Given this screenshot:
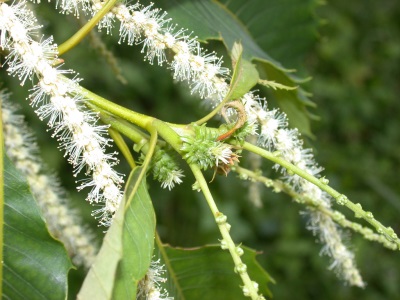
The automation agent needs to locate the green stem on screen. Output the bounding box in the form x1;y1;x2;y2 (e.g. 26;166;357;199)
194;86;236;126
125;127;157;208
233;165;398;250
108;127;136;168
243;141;400;249
189;163;263;300
79;85;153;129
102;113;183;162
94;107;149;141
58;0;118;55
78;81;183;155
97;110;168;157
151;119;183;154
141;126;157;168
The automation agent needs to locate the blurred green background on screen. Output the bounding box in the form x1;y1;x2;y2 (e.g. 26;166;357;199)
1;0;400;299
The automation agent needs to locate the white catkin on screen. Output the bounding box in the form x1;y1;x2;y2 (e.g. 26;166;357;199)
1;94;97;268
0;1;123;226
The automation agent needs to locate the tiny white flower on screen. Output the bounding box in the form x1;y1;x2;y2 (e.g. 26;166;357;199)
137;258;173;300
275;128;300;152
161;169;184;191
258;109;288;149
210;143;233;167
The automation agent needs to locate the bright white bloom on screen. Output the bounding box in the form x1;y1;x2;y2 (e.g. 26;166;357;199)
1;96;97;268
160;169;184;191
137;259;173;300
87;0;230;103
53;0;93;16
210;143;233;167
0;1;123;226
241;93;363;286
308;212;365;287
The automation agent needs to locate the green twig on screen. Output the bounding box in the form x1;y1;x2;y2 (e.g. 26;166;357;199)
78;80;183;155
151;119;183;154
242;141;400;249
78;85;153;129
95;109;150;143
125;127;157;208
189;163;264;300
233;165;398;250
58;0;118;55
108;127;136;169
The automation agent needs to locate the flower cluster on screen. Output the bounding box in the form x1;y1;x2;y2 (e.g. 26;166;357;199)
145;148;184;190
241;92;365;287
0;1;123;226
136;258;172;300
1;94;97;268
181;124;235;171
43;0;229;105
89;0;230;104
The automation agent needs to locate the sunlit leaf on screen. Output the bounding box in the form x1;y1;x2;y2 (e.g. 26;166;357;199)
112;167;156;298
78;167;156;300
3;154;72;300
229;42;260;100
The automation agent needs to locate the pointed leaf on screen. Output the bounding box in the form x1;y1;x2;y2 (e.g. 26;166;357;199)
3;154;72;300
112;167;156;298
155;244;274;299
221;0;320;72
152;0;318;136
77;193;124;300
220;0;321;136
229;42;259;100
78;167;156;300
258;79;298;91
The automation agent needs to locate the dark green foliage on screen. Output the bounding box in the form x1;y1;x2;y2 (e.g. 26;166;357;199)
3;154;72;300
155;244;274;299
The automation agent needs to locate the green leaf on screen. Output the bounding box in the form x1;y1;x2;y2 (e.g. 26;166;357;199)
78;167;156;300
156;243;274;299
221;0;320;72
2;154;72;300
150;0;318;136
229;42;259;100
220;0;321;136
258;79;298;91
112;167;156;298
77;198;124;299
